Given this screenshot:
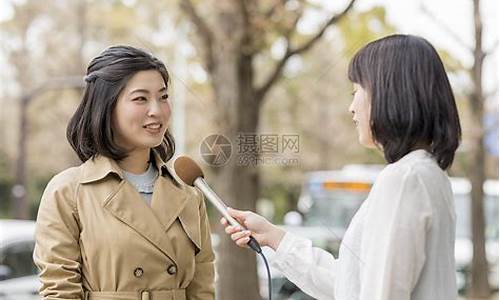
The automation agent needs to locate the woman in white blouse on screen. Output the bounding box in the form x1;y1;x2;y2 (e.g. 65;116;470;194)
221;34;461;300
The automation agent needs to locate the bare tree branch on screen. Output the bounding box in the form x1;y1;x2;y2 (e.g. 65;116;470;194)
179;0;215;73
24;76;85;104
256;0;356;102
289;0;355;55
420;3;472;52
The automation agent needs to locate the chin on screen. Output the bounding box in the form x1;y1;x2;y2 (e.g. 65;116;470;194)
138;139;163;149
359;136;376;148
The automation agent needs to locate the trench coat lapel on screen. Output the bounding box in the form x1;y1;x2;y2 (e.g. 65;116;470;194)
80;150;188;265
150;175;188;231
102;180;179;264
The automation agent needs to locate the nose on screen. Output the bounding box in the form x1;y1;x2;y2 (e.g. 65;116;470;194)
348;101;355;115
147;99;162;117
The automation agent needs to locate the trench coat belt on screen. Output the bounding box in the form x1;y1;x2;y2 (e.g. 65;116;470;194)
84;289;186;300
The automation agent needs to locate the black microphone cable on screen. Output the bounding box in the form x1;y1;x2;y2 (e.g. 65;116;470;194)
247;236;272;300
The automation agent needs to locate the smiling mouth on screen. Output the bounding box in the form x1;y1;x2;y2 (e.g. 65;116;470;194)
143;123;162;129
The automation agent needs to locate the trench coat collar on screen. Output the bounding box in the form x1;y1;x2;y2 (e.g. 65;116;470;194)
78;149;193;264
80;149;171;184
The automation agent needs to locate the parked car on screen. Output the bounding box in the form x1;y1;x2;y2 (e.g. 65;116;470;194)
0;219;40;300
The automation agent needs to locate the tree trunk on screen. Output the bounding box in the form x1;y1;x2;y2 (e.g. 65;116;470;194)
213;61;262;299
467;0;490;296
208;14;261;298
13;96;29;219
468;121;489;297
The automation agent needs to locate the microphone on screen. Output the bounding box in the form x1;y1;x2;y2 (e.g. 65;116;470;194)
173;155;262;253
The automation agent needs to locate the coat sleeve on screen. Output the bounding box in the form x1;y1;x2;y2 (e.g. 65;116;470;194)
33;173;83;300
185;191;216;300
359;166;432;300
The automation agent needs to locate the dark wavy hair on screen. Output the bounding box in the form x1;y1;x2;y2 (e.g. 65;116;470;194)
67;45;175;163
348;34;461;170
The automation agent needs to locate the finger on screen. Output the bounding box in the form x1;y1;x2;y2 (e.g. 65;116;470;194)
227;207;250;220
224;225;242;235
236;236;251;247
220;217;228;226
231;230;251;241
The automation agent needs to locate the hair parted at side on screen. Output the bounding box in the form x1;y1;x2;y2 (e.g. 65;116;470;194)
67;45;175;163
348;34;461;170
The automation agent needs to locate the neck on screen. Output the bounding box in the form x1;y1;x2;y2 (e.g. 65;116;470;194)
412;142;431;152
117;148;151;175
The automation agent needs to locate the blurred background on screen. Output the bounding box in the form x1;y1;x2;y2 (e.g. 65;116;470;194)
0;0;498;299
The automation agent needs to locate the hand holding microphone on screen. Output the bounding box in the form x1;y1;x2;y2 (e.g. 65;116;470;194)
220;208;286;251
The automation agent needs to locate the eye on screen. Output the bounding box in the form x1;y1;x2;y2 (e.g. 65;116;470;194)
133;96;147;102
160;94;169;102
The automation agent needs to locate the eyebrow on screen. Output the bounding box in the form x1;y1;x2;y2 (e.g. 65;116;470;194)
130;87;167;95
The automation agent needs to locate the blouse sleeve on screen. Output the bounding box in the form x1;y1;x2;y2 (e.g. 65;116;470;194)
272;232;337;300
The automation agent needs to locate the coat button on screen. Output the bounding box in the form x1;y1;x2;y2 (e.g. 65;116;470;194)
167;264;177;275
134;267;144;278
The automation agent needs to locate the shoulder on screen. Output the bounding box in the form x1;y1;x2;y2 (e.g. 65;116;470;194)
369;151;444;212
377;150;442;188
41;166;83;208
365;152;438;222
44;166;82;193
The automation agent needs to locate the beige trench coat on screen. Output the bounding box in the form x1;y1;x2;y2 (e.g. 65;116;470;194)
33;150;215;300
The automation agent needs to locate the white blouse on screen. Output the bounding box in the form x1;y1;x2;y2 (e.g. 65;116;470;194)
272;150;457;300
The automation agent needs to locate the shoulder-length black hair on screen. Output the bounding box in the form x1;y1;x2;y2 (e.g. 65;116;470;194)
348;34;461;170
67;45;175;163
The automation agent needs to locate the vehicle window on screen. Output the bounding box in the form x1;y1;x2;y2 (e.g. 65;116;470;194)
304;190;367;228
0;241;38;280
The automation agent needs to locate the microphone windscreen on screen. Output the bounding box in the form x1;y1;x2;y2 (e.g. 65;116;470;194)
174;156;205;186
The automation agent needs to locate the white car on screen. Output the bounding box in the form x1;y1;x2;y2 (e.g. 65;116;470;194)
0;219;40;300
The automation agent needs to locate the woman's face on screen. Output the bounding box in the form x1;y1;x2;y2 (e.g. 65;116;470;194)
349;83;376;148
112;70;171;152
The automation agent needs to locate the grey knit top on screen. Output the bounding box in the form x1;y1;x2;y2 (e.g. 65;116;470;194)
122;162;158;206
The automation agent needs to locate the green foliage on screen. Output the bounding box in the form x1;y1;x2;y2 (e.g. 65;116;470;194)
0;151;13;218
261;183;301;224
337;6;397;57
27;175;53;220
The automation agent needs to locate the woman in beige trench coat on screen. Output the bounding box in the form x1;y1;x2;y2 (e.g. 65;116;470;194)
33;45;215;300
